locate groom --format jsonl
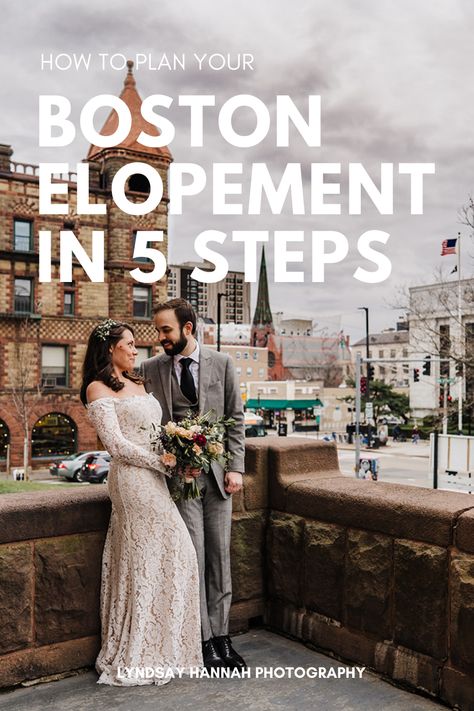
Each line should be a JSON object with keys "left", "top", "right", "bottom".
{"left": 141, "top": 298, "right": 247, "bottom": 670}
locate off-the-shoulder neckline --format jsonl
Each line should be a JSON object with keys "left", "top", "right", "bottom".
{"left": 87, "top": 393, "right": 154, "bottom": 407}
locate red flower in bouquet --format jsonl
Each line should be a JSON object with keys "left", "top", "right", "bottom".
{"left": 193, "top": 433, "right": 207, "bottom": 447}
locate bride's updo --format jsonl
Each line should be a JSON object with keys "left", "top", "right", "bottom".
{"left": 80, "top": 320, "right": 144, "bottom": 405}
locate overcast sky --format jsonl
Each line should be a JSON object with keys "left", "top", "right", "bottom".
{"left": 2, "top": 0, "right": 474, "bottom": 341}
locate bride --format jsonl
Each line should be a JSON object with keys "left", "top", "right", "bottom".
{"left": 80, "top": 319, "right": 202, "bottom": 685}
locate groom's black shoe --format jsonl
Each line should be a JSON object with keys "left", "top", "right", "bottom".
{"left": 202, "top": 638, "right": 225, "bottom": 670}
{"left": 213, "top": 635, "right": 247, "bottom": 670}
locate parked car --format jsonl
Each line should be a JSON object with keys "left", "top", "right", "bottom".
{"left": 49, "top": 451, "right": 105, "bottom": 481}
{"left": 78, "top": 452, "right": 111, "bottom": 484}
{"left": 244, "top": 412, "right": 267, "bottom": 438}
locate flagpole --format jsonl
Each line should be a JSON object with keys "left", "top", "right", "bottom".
{"left": 458, "top": 231, "right": 463, "bottom": 433}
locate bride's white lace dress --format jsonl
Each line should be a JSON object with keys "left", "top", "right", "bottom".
{"left": 87, "top": 393, "right": 202, "bottom": 686}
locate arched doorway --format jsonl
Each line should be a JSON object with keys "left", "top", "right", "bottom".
{"left": 32, "top": 413, "right": 77, "bottom": 458}
{"left": 0, "top": 419, "right": 10, "bottom": 459}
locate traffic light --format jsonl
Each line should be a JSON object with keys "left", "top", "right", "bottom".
{"left": 440, "top": 391, "right": 453, "bottom": 405}
{"left": 360, "top": 376, "right": 367, "bottom": 395}
{"left": 368, "top": 364, "right": 375, "bottom": 380}
{"left": 422, "top": 356, "right": 431, "bottom": 376}
{"left": 413, "top": 368, "right": 420, "bottom": 382}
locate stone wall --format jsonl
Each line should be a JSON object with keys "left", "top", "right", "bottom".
{"left": 0, "top": 443, "right": 267, "bottom": 688}
{"left": 0, "top": 438, "right": 474, "bottom": 709}
{"left": 264, "top": 439, "right": 474, "bottom": 711}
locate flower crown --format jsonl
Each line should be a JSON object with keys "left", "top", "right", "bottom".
{"left": 95, "top": 319, "right": 119, "bottom": 341}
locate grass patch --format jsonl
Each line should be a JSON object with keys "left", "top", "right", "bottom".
{"left": 0, "top": 481, "right": 84, "bottom": 494}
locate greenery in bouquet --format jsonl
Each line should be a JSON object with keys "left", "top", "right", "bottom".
{"left": 150, "top": 410, "right": 235, "bottom": 500}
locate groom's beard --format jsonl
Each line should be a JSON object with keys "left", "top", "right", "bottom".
{"left": 160, "top": 330, "right": 189, "bottom": 357}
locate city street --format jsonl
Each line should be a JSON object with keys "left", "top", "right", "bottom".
{"left": 292, "top": 434, "right": 473, "bottom": 494}
{"left": 337, "top": 443, "right": 431, "bottom": 488}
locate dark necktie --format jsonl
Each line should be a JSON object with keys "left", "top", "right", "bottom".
{"left": 180, "top": 358, "right": 197, "bottom": 403}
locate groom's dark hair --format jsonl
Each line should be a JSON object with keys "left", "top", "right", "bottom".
{"left": 154, "top": 298, "right": 197, "bottom": 334}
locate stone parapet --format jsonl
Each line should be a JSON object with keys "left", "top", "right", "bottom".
{"left": 0, "top": 437, "right": 473, "bottom": 708}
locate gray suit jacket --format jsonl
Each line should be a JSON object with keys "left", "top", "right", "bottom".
{"left": 141, "top": 346, "right": 245, "bottom": 498}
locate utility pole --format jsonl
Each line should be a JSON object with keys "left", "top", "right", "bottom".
{"left": 358, "top": 306, "right": 371, "bottom": 447}
{"left": 355, "top": 352, "right": 361, "bottom": 476}
{"left": 457, "top": 231, "right": 463, "bottom": 433}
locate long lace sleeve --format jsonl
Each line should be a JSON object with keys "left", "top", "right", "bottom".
{"left": 87, "top": 398, "right": 165, "bottom": 473}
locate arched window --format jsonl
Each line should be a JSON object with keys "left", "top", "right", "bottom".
{"left": 128, "top": 173, "right": 151, "bottom": 194}
{"left": 32, "top": 412, "right": 77, "bottom": 458}
{"left": 0, "top": 419, "right": 10, "bottom": 459}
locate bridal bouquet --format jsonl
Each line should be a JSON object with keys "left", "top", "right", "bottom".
{"left": 150, "top": 410, "right": 235, "bottom": 500}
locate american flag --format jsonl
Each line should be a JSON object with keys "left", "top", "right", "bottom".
{"left": 441, "top": 238, "right": 457, "bottom": 256}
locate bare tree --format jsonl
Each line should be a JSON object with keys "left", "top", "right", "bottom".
{"left": 459, "top": 195, "right": 474, "bottom": 235}
{"left": 10, "top": 311, "right": 42, "bottom": 480}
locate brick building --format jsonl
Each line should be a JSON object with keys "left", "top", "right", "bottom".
{"left": 0, "top": 62, "right": 170, "bottom": 467}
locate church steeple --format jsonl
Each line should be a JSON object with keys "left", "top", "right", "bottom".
{"left": 251, "top": 247, "right": 274, "bottom": 347}
{"left": 87, "top": 60, "right": 172, "bottom": 162}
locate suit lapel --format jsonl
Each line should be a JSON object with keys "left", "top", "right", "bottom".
{"left": 158, "top": 356, "right": 173, "bottom": 421}
{"left": 198, "top": 348, "right": 213, "bottom": 413}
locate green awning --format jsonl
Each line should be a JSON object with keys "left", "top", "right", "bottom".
{"left": 246, "top": 398, "right": 323, "bottom": 410}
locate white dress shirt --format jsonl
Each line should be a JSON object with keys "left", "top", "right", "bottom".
{"left": 174, "top": 340, "right": 200, "bottom": 392}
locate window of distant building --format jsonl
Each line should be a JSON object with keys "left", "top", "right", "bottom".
{"left": 390, "top": 349, "right": 396, "bottom": 358}
{"left": 131, "top": 230, "right": 153, "bottom": 263}
{"left": 32, "top": 412, "right": 76, "bottom": 458}
{"left": 235, "top": 352, "right": 241, "bottom": 360}
{"left": 128, "top": 174, "right": 151, "bottom": 194}
{"left": 253, "top": 351, "right": 258, "bottom": 360}
{"left": 258, "top": 368, "right": 265, "bottom": 377}
{"left": 14, "top": 278, "right": 33, "bottom": 313}
{"left": 41, "top": 345, "right": 68, "bottom": 388}
{"left": 63, "top": 282, "right": 75, "bottom": 316}
{"left": 402, "top": 348, "right": 408, "bottom": 358}
{"left": 244, "top": 352, "right": 249, "bottom": 360}
{"left": 14, "top": 219, "right": 33, "bottom": 251}
{"left": 133, "top": 286, "right": 152, "bottom": 319}
{"left": 236, "top": 367, "right": 242, "bottom": 376}
{"left": 246, "top": 367, "right": 252, "bottom": 376}
{"left": 378, "top": 350, "right": 384, "bottom": 358}
{"left": 440, "top": 324, "right": 450, "bottom": 378}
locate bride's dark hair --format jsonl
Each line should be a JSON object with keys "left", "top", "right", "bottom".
{"left": 80, "top": 320, "right": 144, "bottom": 405}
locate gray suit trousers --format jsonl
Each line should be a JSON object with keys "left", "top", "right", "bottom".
{"left": 176, "top": 470, "right": 232, "bottom": 641}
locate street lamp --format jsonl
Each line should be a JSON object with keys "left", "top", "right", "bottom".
{"left": 217, "top": 292, "right": 226, "bottom": 352}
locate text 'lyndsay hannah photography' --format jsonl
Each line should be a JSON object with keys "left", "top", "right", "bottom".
{"left": 116, "top": 665, "right": 367, "bottom": 681}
